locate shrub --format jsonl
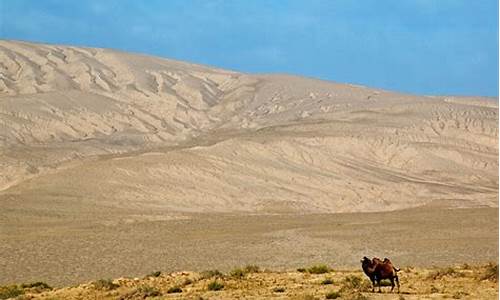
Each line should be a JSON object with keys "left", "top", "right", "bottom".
{"left": 93, "top": 279, "right": 119, "bottom": 291}
{"left": 200, "top": 269, "right": 224, "bottom": 279}
{"left": 146, "top": 271, "right": 161, "bottom": 278}
{"left": 167, "top": 286, "right": 182, "bottom": 293}
{"left": 325, "top": 291, "right": 341, "bottom": 299}
{"left": 427, "top": 267, "right": 463, "bottom": 280}
{"left": 20, "top": 282, "right": 52, "bottom": 293}
{"left": 207, "top": 280, "right": 224, "bottom": 291}
{"left": 297, "top": 268, "right": 307, "bottom": 273}
{"left": 243, "top": 265, "right": 260, "bottom": 273}
{"left": 273, "top": 287, "right": 286, "bottom": 293}
{"left": 307, "top": 264, "right": 331, "bottom": 274}
{"left": 230, "top": 268, "right": 246, "bottom": 278}
{"left": 136, "top": 285, "right": 161, "bottom": 297}
{"left": 183, "top": 278, "right": 193, "bottom": 286}
{"left": 321, "top": 278, "right": 334, "bottom": 285}
{"left": 379, "top": 279, "right": 393, "bottom": 287}
{"left": 341, "top": 275, "right": 362, "bottom": 290}
{"left": 480, "top": 263, "right": 498, "bottom": 282}
{"left": 0, "top": 285, "right": 24, "bottom": 300}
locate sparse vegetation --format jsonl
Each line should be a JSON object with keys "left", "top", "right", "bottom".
{"left": 243, "top": 264, "right": 260, "bottom": 273}
{"left": 307, "top": 264, "right": 332, "bottom": 274}
{"left": 0, "top": 285, "right": 24, "bottom": 300}
{"left": 341, "top": 275, "right": 363, "bottom": 290}
{"left": 146, "top": 271, "right": 161, "bottom": 278}
{"left": 93, "top": 279, "right": 119, "bottom": 290}
{"left": 139, "top": 285, "right": 161, "bottom": 296}
{"left": 297, "top": 268, "right": 307, "bottom": 273}
{"left": 167, "top": 285, "right": 183, "bottom": 293}
{"left": 20, "top": 282, "right": 52, "bottom": 293}
{"left": 427, "top": 267, "right": 464, "bottom": 280}
{"left": 207, "top": 280, "right": 224, "bottom": 291}
{"left": 230, "top": 267, "right": 246, "bottom": 278}
{"left": 200, "top": 269, "right": 224, "bottom": 279}
{"left": 230, "top": 265, "right": 261, "bottom": 278}
{"left": 3, "top": 264, "right": 498, "bottom": 299}
{"left": 325, "top": 291, "right": 341, "bottom": 299}
{"left": 480, "top": 262, "right": 498, "bottom": 282}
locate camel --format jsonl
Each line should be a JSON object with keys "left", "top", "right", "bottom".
{"left": 361, "top": 256, "right": 400, "bottom": 293}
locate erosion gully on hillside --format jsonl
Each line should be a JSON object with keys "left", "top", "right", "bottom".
{"left": 0, "top": 41, "right": 498, "bottom": 295}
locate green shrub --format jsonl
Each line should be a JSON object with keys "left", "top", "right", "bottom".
{"left": 93, "top": 279, "right": 119, "bottom": 291}
{"left": 200, "top": 269, "right": 224, "bottom": 279}
{"left": 307, "top": 264, "right": 331, "bottom": 274}
{"left": 273, "top": 287, "right": 286, "bottom": 293}
{"left": 379, "top": 279, "right": 393, "bottom": 287}
{"left": 167, "top": 286, "right": 182, "bottom": 293}
{"left": 207, "top": 280, "right": 224, "bottom": 291}
{"left": 325, "top": 291, "right": 341, "bottom": 299}
{"left": 146, "top": 271, "right": 162, "bottom": 278}
{"left": 321, "top": 278, "right": 334, "bottom": 285}
{"left": 0, "top": 285, "right": 24, "bottom": 300}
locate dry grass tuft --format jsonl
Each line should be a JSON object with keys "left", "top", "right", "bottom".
{"left": 207, "top": 280, "right": 224, "bottom": 291}
{"left": 307, "top": 264, "right": 332, "bottom": 274}
{"left": 93, "top": 279, "right": 119, "bottom": 291}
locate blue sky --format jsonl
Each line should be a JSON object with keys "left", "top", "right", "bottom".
{"left": 1, "top": 0, "right": 498, "bottom": 96}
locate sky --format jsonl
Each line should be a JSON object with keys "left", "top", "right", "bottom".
{"left": 0, "top": 0, "right": 498, "bottom": 97}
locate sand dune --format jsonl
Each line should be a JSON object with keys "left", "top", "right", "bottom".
{"left": 0, "top": 40, "right": 498, "bottom": 286}
{"left": 0, "top": 40, "right": 497, "bottom": 216}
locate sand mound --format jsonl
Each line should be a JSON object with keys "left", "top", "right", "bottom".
{"left": 0, "top": 40, "right": 497, "bottom": 215}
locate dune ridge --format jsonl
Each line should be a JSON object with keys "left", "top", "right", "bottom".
{"left": 0, "top": 40, "right": 497, "bottom": 215}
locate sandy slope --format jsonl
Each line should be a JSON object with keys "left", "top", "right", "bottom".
{"left": 0, "top": 40, "right": 498, "bottom": 286}
{"left": 0, "top": 40, "right": 497, "bottom": 216}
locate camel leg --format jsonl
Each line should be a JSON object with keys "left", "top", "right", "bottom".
{"left": 377, "top": 279, "right": 382, "bottom": 293}
{"left": 395, "top": 275, "right": 400, "bottom": 293}
{"left": 390, "top": 278, "right": 395, "bottom": 292}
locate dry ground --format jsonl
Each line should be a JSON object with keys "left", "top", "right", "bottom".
{"left": 1, "top": 263, "right": 497, "bottom": 299}
{"left": 1, "top": 208, "right": 497, "bottom": 287}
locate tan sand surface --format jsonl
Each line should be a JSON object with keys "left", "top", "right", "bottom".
{"left": 0, "top": 40, "right": 497, "bottom": 287}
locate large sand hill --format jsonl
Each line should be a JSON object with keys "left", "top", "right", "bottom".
{"left": 0, "top": 40, "right": 497, "bottom": 285}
